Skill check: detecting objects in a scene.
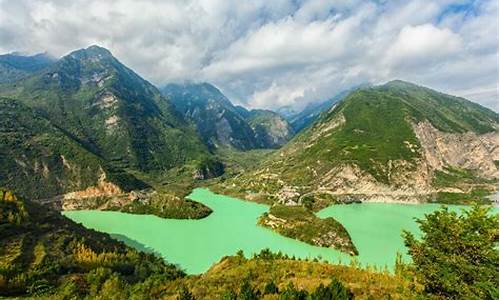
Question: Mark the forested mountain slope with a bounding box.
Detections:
[0,46,213,200]
[216,80,499,206]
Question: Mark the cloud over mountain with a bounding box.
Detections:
[0,0,497,110]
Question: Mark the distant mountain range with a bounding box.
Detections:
[0,52,56,83]
[161,82,294,150]
[279,84,370,132]
[0,46,294,200]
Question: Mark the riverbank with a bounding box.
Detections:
[64,188,477,274]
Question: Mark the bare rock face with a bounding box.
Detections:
[215,117,234,147]
[251,113,295,148]
[316,163,432,203]
[62,171,123,207]
[307,121,499,203]
[413,121,498,179]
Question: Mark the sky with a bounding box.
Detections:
[0,0,498,111]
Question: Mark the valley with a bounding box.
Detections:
[0,45,498,299]
[63,188,473,275]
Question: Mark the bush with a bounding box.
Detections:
[403,205,499,299]
[263,280,279,294]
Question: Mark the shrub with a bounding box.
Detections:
[403,205,499,299]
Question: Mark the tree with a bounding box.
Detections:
[220,289,238,300]
[238,279,259,300]
[263,280,279,294]
[177,286,195,300]
[403,205,498,299]
[309,277,352,300]
[278,282,308,300]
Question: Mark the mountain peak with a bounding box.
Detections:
[68,45,114,61]
[383,79,421,89]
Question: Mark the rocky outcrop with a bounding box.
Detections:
[63,172,123,201]
[413,121,498,179]
[162,83,295,150]
[249,111,295,148]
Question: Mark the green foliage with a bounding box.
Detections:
[0,98,110,199]
[162,83,293,150]
[161,82,260,150]
[217,277,353,300]
[0,52,55,84]
[221,80,498,203]
[246,109,295,149]
[309,278,353,300]
[259,205,358,255]
[278,282,308,300]
[177,285,196,300]
[0,189,184,298]
[0,45,210,200]
[118,193,212,219]
[304,88,422,183]
[193,157,225,179]
[238,279,260,300]
[263,280,279,294]
[220,289,238,300]
[433,166,496,189]
[0,189,28,224]
[432,188,493,205]
[403,205,499,299]
[382,80,498,134]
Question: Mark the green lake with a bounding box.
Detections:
[63,188,476,274]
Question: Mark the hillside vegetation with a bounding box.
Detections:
[258,205,358,256]
[0,188,184,297]
[0,46,213,202]
[1,189,498,299]
[216,80,498,207]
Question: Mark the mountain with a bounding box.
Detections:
[246,109,295,148]
[161,82,294,149]
[0,98,147,200]
[284,85,369,133]
[0,52,56,83]
[275,105,299,119]
[0,45,212,199]
[286,97,342,133]
[218,80,499,206]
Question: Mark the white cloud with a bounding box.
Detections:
[385,24,463,68]
[0,0,497,111]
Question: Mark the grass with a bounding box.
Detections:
[156,252,419,299]
[118,193,212,219]
[433,166,497,188]
[258,205,358,256]
[431,189,493,205]
[302,90,422,184]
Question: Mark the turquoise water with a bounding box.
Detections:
[317,202,468,269]
[63,188,477,274]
